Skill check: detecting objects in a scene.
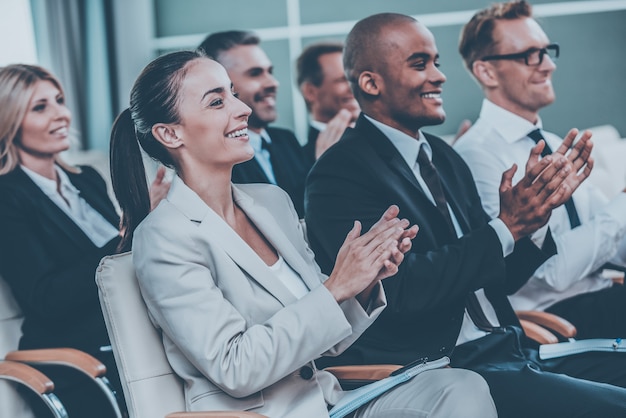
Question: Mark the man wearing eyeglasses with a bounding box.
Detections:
[455,0,626,340]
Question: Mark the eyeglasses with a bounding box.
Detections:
[481,43,559,66]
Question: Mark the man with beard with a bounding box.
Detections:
[305,12,626,417]
[296,41,360,164]
[199,31,309,217]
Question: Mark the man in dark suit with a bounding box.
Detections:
[199,31,309,217]
[296,41,360,164]
[305,12,626,417]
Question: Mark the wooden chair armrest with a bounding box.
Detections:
[324,364,401,382]
[0,360,55,394]
[516,310,577,339]
[165,412,268,418]
[603,269,625,285]
[5,348,106,378]
[519,319,558,345]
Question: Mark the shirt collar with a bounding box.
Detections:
[480,99,543,144]
[364,114,430,168]
[309,119,327,132]
[21,164,79,198]
[247,129,272,153]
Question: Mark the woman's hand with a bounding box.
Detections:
[324,205,418,304]
[149,166,171,210]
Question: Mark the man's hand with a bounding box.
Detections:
[315,109,353,160]
[149,166,171,210]
[498,148,571,241]
[523,129,594,210]
[552,129,594,199]
[450,119,472,146]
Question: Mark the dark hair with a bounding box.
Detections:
[110,50,203,252]
[296,41,344,87]
[197,30,260,63]
[459,0,533,71]
[344,13,416,103]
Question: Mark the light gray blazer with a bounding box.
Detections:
[132,176,386,417]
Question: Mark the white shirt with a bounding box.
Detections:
[309,119,327,133]
[454,99,626,312]
[365,115,514,345]
[269,255,309,299]
[248,129,277,184]
[21,165,119,248]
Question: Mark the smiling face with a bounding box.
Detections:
[368,20,447,137]
[217,44,278,132]
[483,17,556,122]
[17,79,71,166]
[309,52,360,123]
[170,58,253,170]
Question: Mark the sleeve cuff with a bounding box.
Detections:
[604,192,626,229]
[489,218,515,257]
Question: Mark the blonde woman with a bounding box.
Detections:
[0,64,161,417]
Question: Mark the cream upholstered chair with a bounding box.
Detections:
[96,252,408,418]
[0,274,38,417]
[96,252,269,418]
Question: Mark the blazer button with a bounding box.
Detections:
[300,366,314,380]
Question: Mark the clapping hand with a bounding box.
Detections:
[324,205,418,304]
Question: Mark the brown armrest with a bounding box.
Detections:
[5,348,107,378]
[516,310,577,339]
[165,412,268,418]
[603,269,625,285]
[324,364,401,382]
[519,319,558,345]
[0,361,55,394]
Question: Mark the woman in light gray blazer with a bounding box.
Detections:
[109,50,496,418]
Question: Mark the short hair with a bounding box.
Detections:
[344,13,417,102]
[459,0,533,71]
[197,30,260,63]
[0,64,70,175]
[296,41,344,88]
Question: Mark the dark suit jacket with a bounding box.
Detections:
[232,126,310,217]
[0,166,120,355]
[305,115,553,366]
[302,125,320,166]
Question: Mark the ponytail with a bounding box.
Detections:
[110,109,150,252]
[110,50,203,251]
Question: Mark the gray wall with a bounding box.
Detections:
[113,0,626,144]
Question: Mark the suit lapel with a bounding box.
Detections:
[233,158,270,183]
[66,168,119,227]
[357,117,425,195]
[357,117,461,236]
[168,177,299,307]
[14,168,97,249]
[234,186,320,293]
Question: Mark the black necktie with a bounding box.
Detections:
[527,129,581,228]
[417,146,455,232]
[261,136,272,152]
[417,145,496,332]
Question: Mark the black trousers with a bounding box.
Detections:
[451,326,626,418]
[547,283,626,339]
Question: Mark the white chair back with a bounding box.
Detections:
[96,252,186,418]
[0,275,36,417]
